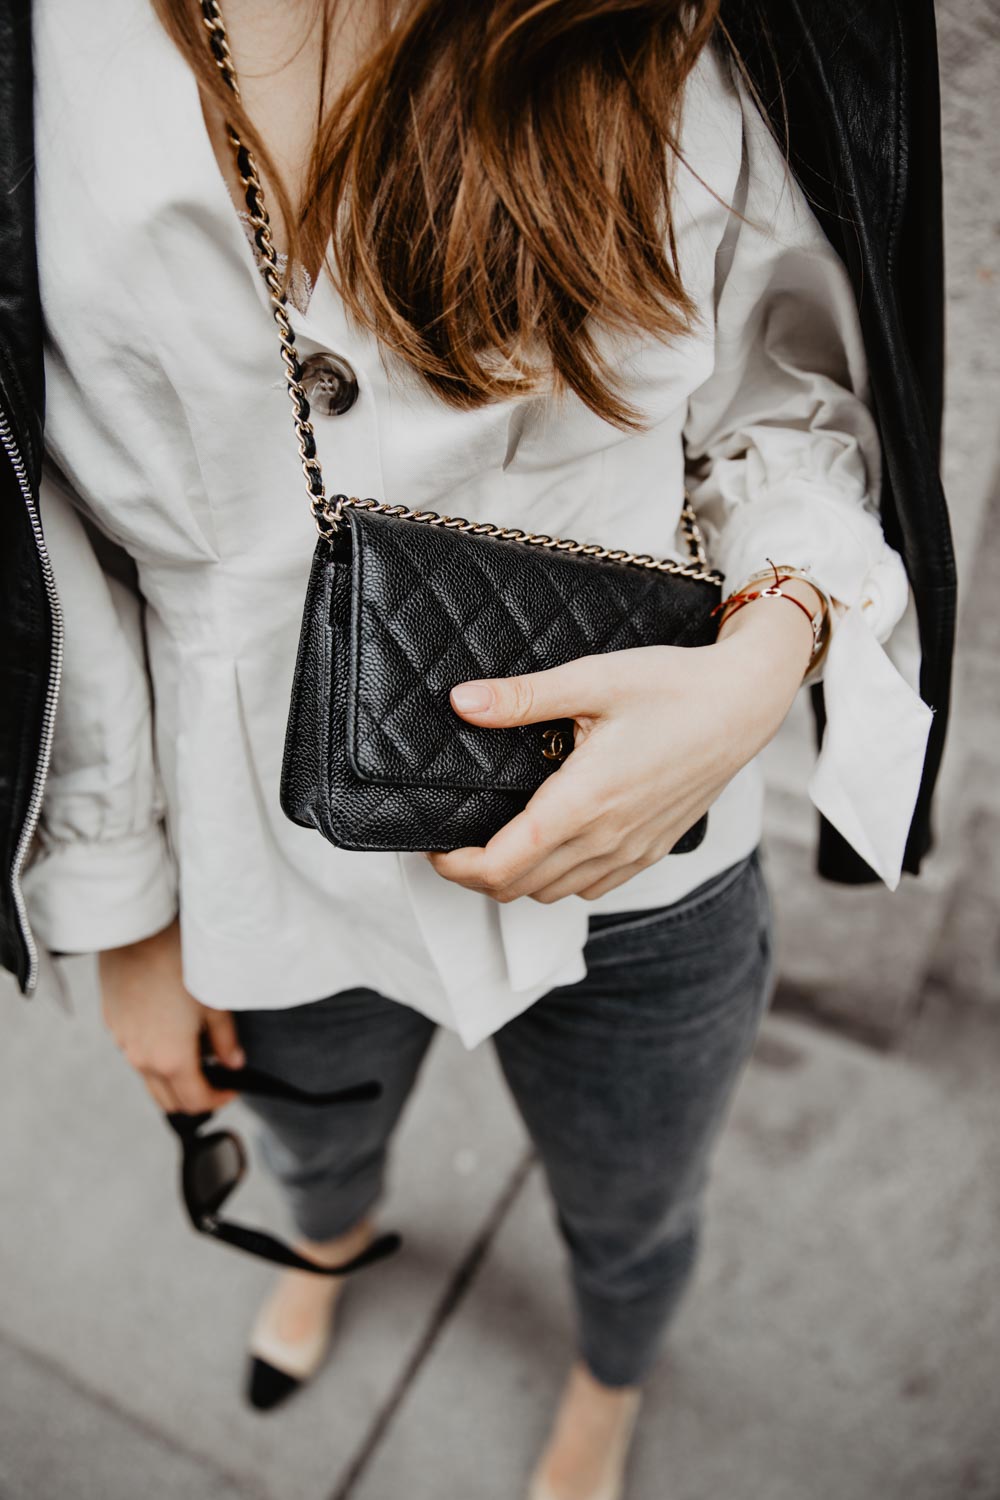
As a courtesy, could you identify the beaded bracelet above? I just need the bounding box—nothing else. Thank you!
[711,559,833,680]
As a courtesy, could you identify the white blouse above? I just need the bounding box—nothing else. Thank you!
[23,0,933,1048]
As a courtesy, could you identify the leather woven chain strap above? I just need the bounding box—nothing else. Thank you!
[200,0,724,587]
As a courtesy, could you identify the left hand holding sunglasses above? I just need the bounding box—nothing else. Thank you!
[100,917,400,1277]
[100,915,245,1115]
[167,1043,400,1278]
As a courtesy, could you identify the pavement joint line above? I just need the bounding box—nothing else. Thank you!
[326,1147,537,1500]
[0,1326,271,1499]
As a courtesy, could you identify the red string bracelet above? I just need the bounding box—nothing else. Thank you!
[710,559,823,642]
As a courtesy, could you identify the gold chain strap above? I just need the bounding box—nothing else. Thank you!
[199,0,723,587]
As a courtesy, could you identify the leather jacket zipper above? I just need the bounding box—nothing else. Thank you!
[0,408,63,993]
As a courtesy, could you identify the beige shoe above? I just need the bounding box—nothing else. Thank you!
[528,1377,642,1500]
[245,1220,376,1411]
[245,1275,341,1410]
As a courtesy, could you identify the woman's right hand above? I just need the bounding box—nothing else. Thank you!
[98,916,245,1115]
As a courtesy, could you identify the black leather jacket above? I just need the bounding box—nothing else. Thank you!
[0,0,956,993]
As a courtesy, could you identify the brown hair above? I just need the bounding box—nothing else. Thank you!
[154,0,722,429]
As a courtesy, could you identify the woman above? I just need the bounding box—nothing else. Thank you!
[5,0,946,1496]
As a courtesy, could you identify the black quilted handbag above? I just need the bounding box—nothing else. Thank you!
[204,0,724,857]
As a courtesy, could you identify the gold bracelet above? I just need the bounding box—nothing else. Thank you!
[716,562,833,682]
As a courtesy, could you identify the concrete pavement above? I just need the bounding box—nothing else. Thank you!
[1,960,998,1500]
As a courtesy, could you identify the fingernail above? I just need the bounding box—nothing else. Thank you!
[451,682,493,714]
[229,1048,246,1068]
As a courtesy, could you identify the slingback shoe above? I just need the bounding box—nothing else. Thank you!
[527,1388,642,1500]
[244,1286,340,1412]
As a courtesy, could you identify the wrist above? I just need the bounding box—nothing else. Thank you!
[713,558,835,686]
[715,576,818,678]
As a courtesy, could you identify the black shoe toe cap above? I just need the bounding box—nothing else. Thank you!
[246,1357,302,1412]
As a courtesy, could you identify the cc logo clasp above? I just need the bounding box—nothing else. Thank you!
[541,727,568,762]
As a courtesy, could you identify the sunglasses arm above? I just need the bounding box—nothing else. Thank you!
[202,1216,402,1276]
[200,1057,383,1106]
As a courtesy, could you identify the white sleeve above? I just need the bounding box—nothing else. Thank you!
[20,471,178,952]
[683,60,934,889]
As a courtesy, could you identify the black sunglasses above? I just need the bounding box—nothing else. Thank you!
[165,1053,402,1277]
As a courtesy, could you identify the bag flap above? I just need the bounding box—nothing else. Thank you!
[345,505,717,794]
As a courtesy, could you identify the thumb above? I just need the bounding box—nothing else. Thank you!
[450,656,611,728]
[202,1007,245,1069]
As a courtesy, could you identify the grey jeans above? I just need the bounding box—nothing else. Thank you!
[234,845,775,1387]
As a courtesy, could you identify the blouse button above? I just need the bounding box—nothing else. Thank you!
[299,352,359,416]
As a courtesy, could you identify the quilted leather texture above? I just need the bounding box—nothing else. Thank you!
[281,508,721,854]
